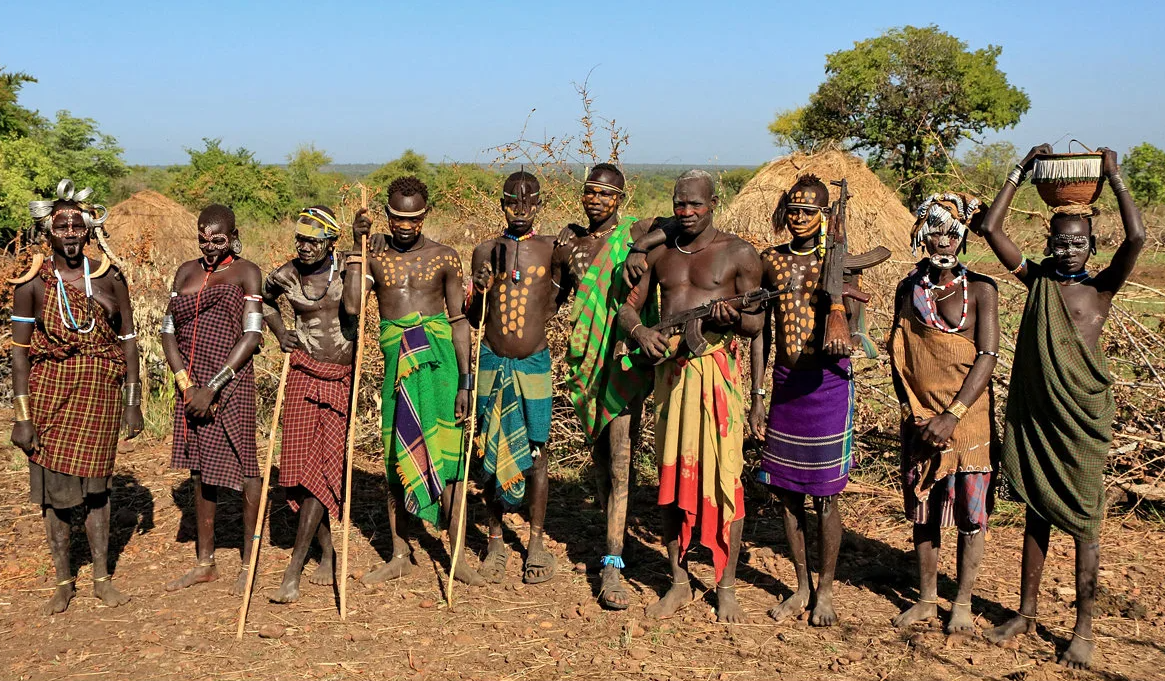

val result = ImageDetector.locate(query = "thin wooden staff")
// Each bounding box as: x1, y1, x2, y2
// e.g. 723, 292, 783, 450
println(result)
235, 351, 292, 640
339, 184, 369, 620
445, 287, 488, 605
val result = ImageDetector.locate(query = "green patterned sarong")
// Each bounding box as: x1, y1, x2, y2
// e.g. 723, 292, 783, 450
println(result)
380, 313, 464, 525
564, 216, 658, 443
1002, 262, 1115, 541
475, 345, 552, 509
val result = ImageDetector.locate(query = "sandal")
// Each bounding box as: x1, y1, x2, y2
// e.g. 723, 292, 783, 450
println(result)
479, 545, 510, 584
523, 547, 558, 585
598, 563, 632, 610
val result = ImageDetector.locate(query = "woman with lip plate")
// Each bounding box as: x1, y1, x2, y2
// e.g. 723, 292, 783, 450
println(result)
161, 204, 265, 596
9, 179, 143, 615
887, 192, 1000, 635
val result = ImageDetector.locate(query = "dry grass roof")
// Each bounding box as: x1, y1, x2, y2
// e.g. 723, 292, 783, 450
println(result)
105, 190, 201, 269
721, 150, 915, 261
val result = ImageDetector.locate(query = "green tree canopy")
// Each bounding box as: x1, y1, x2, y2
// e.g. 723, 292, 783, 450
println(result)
960, 141, 1018, 193
169, 138, 292, 223
1123, 142, 1165, 205
365, 149, 438, 199
0, 110, 128, 241
287, 143, 342, 208
0, 67, 42, 138
771, 25, 1030, 205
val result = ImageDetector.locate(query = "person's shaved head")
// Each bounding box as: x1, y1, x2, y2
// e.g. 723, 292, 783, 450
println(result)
198, 204, 236, 233
588, 163, 625, 190
504, 171, 540, 196
675, 169, 715, 198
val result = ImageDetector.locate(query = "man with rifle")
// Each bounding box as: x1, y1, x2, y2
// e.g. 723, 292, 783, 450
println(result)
747, 174, 887, 627
618, 170, 763, 623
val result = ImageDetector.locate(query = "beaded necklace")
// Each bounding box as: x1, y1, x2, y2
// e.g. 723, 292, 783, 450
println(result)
1054, 269, 1092, 286
920, 266, 968, 333
53, 257, 96, 334
502, 229, 535, 282
299, 254, 336, 303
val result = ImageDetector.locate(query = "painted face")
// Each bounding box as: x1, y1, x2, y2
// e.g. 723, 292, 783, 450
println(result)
672, 179, 717, 233
295, 234, 332, 266
48, 208, 89, 260
924, 225, 964, 270
1048, 218, 1093, 273
386, 192, 427, 248
786, 206, 823, 239
785, 187, 826, 239
581, 173, 623, 224
501, 181, 541, 232
198, 222, 234, 266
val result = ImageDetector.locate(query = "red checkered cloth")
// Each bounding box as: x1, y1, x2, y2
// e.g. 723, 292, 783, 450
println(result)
28, 265, 126, 478
170, 284, 259, 491
278, 349, 351, 519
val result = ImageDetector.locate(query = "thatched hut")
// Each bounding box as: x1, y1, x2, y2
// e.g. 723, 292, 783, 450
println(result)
104, 190, 201, 270
721, 151, 915, 262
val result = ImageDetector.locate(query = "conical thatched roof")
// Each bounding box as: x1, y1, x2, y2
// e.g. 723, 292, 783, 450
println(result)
105, 190, 201, 269
721, 151, 915, 262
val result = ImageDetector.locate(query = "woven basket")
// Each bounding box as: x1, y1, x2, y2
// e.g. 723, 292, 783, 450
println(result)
1030, 152, 1104, 207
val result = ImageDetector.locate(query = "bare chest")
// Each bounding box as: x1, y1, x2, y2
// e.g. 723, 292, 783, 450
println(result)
1057, 282, 1109, 348
371, 250, 458, 291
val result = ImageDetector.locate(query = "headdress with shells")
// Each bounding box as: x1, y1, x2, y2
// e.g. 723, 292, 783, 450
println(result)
911, 191, 984, 255
28, 179, 110, 234
11, 179, 123, 285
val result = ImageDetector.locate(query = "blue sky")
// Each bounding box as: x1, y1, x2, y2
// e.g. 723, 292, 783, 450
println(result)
5, 0, 1162, 166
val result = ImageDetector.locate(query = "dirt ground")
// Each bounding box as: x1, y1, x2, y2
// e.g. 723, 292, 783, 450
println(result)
1, 427, 1163, 681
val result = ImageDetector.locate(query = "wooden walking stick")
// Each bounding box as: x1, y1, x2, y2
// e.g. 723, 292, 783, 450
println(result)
339, 183, 369, 620
445, 287, 488, 605
236, 352, 292, 640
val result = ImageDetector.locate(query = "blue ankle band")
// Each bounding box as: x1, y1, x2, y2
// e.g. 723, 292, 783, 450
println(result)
600, 555, 625, 569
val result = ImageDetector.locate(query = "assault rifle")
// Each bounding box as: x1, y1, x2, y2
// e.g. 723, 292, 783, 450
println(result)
821, 179, 891, 353
619, 285, 790, 364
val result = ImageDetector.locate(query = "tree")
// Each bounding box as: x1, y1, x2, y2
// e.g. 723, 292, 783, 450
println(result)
1123, 143, 1165, 205
169, 138, 292, 223
770, 25, 1030, 205
0, 67, 42, 138
287, 143, 341, 208
42, 110, 128, 201
365, 149, 438, 199
960, 141, 1018, 193
0, 111, 128, 241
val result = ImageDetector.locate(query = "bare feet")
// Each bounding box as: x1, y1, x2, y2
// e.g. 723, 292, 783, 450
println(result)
93, 579, 130, 608
947, 602, 975, 634
769, 588, 810, 623
41, 583, 75, 615
810, 589, 838, 627
360, 553, 414, 586
984, 613, 1037, 645
270, 575, 301, 604
645, 580, 693, 619
229, 568, 251, 597
893, 599, 939, 629
598, 565, 631, 610
1058, 632, 1095, 669
478, 542, 510, 584
716, 586, 747, 624
452, 555, 485, 586
308, 558, 334, 586
164, 563, 218, 592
